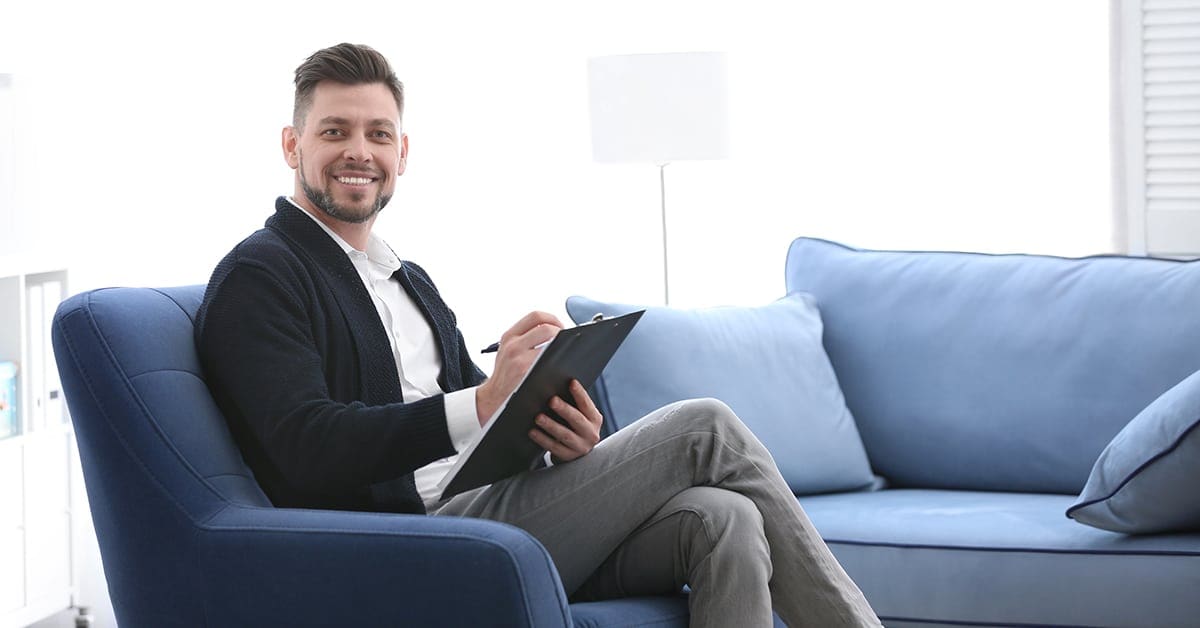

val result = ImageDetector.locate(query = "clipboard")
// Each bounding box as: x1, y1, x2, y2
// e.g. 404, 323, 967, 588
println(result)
438, 309, 644, 500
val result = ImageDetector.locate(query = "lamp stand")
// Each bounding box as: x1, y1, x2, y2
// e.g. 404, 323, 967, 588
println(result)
658, 163, 670, 306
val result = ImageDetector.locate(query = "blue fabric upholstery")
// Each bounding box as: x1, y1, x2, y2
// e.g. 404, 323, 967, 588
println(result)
775, 238, 1200, 626
785, 237, 1200, 494
570, 597, 787, 628
1068, 368, 1200, 534
800, 489, 1200, 627
49, 286, 672, 627
565, 294, 875, 495
569, 597, 688, 628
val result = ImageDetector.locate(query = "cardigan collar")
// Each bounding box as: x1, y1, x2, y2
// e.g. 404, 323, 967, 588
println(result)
262, 197, 459, 398
283, 196, 403, 275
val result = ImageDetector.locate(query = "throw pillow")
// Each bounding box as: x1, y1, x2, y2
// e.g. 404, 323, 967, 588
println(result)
1067, 369, 1200, 534
565, 294, 875, 495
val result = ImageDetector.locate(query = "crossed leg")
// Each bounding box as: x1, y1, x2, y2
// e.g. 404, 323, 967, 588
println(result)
433, 398, 880, 627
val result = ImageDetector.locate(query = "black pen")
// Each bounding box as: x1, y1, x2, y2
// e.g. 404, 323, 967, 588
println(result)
481, 314, 604, 354
481, 337, 558, 354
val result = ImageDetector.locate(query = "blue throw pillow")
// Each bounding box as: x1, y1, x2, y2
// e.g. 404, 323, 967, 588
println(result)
1067, 369, 1200, 534
565, 294, 875, 495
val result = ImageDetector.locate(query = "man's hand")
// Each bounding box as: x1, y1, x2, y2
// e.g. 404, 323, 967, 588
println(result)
475, 311, 564, 426
528, 380, 603, 463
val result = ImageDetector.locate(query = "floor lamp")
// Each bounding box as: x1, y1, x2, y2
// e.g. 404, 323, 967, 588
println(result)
587, 52, 730, 306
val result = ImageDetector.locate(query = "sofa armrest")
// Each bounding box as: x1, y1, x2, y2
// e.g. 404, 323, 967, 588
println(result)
196, 504, 572, 627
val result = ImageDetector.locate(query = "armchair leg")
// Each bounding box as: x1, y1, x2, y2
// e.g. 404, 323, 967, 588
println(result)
73, 606, 94, 628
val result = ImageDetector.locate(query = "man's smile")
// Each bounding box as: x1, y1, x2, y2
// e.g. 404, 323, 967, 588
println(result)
335, 175, 376, 186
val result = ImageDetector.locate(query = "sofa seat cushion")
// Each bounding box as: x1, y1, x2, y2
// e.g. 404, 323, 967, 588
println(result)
570, 596, 787, 628
798, 489, 1200, 628
570, 596, 689, 627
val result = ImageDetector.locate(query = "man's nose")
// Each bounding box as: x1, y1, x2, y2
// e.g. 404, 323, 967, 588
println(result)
343, 134, 372, 162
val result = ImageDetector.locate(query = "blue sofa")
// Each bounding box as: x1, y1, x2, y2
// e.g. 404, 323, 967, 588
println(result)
567, 237, 1200, 627
785, 238, 1200, 627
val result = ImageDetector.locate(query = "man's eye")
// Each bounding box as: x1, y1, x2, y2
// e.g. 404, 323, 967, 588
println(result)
372, 131, 393, 140
321, 129, 343, 136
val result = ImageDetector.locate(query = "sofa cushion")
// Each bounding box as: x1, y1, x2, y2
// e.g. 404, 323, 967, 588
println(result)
570, 596, 689, 628
565, 294, 875, 495
799, 489, 1200, 627
1067, 369, 1200, 534
785, 237, 1200, 494
570, 596, 786, 628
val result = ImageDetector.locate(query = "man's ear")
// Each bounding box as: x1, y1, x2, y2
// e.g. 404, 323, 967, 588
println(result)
282, 126, 300, 169
397, 133, 409, 176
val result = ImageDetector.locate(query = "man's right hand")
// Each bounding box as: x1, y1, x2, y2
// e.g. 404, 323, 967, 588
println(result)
475, 311, 564, 425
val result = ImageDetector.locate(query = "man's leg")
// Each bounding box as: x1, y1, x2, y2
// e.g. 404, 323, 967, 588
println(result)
572, 486, 774, 628
433, 398, 880, 627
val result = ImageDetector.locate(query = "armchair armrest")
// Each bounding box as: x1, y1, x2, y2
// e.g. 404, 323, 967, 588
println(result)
195, 504, 572, 627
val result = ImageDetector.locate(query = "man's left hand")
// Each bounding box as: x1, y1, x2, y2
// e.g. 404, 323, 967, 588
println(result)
528, 379, 603, 463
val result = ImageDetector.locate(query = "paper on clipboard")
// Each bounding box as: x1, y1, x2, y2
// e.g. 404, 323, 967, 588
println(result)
438, 309, 644, 500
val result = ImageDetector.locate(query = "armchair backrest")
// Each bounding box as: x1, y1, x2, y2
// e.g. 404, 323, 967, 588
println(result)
52, 286, 271, 624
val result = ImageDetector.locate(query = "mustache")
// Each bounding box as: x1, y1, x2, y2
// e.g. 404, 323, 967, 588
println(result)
330, 163, 383, 176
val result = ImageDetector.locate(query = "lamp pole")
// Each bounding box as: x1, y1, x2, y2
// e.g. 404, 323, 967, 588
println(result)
586, 51, 729, 308
659, 163, 670, 306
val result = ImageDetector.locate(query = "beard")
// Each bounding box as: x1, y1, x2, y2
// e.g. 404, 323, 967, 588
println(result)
298, 157, 391, 224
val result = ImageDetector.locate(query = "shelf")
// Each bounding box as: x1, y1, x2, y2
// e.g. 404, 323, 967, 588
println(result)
0, 265, 76, 628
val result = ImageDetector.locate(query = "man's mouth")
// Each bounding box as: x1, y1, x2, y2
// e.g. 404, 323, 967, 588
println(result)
335, 175, 376, 186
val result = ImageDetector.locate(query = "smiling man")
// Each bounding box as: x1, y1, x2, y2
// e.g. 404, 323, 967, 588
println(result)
194, 43, 880, 627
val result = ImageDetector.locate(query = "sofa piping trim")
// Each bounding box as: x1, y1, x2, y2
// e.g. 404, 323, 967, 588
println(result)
825, 538, 1200, 557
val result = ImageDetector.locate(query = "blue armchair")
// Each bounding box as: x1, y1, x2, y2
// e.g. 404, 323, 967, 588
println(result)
52, 286, 688, 627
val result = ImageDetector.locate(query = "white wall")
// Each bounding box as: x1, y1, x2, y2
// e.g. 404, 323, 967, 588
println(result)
2, 1, 1108, 625
3, 0, 1110, 356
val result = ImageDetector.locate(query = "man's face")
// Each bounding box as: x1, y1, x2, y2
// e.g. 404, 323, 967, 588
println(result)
282, 81, 408, 224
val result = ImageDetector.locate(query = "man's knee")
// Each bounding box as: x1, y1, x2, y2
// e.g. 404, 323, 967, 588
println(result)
672, 487, 766, 548
673, 398, 768, 451
672, 397, 742, 432
625, 397, 761, 462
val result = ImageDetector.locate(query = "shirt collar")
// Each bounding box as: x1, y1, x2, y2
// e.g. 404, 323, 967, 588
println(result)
287, 196, 402, 273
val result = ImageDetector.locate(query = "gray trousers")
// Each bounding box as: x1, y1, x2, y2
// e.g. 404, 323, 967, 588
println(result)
432, 398, 881, 628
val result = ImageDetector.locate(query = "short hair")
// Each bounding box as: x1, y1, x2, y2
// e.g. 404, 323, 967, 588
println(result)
292, 43, 404, 130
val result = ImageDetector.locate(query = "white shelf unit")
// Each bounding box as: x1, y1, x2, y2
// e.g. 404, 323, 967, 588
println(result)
0, 260, 82, 627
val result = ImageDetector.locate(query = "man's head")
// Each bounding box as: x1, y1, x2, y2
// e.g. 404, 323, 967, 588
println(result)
283, 43, 408, 227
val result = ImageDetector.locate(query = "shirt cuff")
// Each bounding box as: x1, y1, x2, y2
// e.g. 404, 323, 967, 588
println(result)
444, 387, 482, 453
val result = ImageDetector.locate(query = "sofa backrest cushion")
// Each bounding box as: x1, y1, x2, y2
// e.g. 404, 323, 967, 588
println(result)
785, 237, 1200, 494
566, 294, 877, 495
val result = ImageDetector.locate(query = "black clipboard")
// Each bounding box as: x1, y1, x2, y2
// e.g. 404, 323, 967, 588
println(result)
438, 309, 644, 500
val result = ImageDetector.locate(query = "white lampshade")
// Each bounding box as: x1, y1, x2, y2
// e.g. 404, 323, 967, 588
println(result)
587, 52, 730, 164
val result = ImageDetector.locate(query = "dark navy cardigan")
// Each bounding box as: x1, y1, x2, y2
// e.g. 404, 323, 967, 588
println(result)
195, 197, 486, 514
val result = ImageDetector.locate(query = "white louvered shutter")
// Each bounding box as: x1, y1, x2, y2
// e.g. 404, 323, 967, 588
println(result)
1120, 0, 1200, 257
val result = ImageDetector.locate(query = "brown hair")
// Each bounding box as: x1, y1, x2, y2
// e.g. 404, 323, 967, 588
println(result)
293, 43, 404, 130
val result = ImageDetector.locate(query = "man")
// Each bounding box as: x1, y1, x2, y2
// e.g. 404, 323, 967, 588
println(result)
195, 42, 880, 627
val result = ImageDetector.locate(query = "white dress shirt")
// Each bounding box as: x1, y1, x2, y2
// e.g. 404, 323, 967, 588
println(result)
289, 198, 480, 508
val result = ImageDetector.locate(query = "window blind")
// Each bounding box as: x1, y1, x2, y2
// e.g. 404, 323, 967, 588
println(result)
1130, 0, 1200, 256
